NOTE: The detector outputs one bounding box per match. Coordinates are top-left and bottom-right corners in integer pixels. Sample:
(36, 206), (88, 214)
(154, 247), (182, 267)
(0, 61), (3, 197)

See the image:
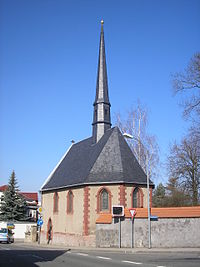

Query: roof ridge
(41, 142), (75, 190)
(84, 127), (116, 183)
(114, 127), (124, 175)
(73, 136), (93, 146)
(117, 128), (148, 184)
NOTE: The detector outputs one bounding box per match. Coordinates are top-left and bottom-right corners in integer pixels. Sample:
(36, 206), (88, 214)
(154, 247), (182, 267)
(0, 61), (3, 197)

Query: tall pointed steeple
(92, 20), (111, 143)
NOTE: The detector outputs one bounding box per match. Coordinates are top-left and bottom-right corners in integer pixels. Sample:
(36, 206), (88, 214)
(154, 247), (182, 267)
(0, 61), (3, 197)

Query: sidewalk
(13, 240), (200, 253)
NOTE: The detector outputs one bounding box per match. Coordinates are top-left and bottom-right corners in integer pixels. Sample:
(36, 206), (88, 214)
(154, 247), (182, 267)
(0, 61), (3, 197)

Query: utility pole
(123, 132), (151, 249)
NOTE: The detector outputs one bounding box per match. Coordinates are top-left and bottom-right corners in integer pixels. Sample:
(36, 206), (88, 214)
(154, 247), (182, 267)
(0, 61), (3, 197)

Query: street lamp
(123, 132), (151, 249)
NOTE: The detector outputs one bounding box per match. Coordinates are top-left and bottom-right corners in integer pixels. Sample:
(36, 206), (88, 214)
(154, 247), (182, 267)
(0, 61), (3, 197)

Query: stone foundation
(40, 231), (96, 247)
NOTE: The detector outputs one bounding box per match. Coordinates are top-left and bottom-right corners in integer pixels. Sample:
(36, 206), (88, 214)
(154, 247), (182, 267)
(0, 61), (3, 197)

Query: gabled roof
(0, 185), (8, 192)
(0, 185), (38, 202)
(42, 127), (153, 192)
(20, 192), (38, 202)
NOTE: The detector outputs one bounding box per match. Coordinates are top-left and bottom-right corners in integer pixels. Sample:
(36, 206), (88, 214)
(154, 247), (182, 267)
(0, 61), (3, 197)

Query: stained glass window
(100, 189), (109, 211)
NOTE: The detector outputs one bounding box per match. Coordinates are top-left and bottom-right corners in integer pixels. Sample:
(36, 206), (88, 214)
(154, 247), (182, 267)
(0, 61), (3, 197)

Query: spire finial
(101, 19), (104, 31)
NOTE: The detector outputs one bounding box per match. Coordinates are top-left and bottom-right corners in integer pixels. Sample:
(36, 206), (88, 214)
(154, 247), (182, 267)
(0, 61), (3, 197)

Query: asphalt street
(0, 243), (200, 267)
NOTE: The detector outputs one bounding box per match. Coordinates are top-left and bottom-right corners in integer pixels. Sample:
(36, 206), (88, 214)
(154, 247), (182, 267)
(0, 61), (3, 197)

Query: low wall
(40, 231), (96, 247)
(96, 217), (200, 248)
(0, 221), (37, 239)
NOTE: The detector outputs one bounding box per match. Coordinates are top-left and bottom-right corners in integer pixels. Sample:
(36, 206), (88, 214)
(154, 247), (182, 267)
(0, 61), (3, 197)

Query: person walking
(47, 225), (52, 244)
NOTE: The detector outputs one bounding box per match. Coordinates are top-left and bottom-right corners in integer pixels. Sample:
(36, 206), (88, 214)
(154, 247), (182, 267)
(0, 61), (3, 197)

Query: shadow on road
(0, 248), (70, 267)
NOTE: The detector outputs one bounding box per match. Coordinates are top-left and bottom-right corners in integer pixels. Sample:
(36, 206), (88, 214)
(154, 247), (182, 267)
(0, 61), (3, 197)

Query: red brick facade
(118, 184), (127, 207)
(83, 186), (90, 236)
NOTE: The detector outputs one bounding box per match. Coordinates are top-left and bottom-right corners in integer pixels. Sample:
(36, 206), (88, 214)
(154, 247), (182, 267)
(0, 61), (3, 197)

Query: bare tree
(190, 123), (200, 143)
(165, 177), (191, 207)
(153, 179), (191, 208)
(115, 102), (159, 180)
(167, 130), (200, 205)
(173, 52), (200, 117)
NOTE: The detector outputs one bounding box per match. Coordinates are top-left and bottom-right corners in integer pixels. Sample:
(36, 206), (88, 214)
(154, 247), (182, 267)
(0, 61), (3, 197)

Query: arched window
(132, 187), (143, 208)
(53, 192), (59, 213)
(67, 190), (74, 214)
(96, 187), (112, 213)
(100, 189), (109, 211)
(132, 188), (139, 208)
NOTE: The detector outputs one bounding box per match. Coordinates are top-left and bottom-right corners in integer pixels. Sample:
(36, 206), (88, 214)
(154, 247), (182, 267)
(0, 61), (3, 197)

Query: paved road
(0, 243), (200, 267)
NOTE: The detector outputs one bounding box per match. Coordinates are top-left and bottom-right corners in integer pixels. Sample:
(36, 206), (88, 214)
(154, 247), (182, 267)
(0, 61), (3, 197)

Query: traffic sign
(7, 222), (15, 229)
(129, 208), (136, 219)
(150, 215), (158, 221)
(38, 207), (43, 213)
(112, 205), (124, 217)
(37, 219), (43, 226)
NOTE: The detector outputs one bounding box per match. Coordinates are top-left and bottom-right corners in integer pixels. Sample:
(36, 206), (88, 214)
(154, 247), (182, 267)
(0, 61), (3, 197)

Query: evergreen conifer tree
(152, 183), (167, 207)
(0, 171), (27, 221)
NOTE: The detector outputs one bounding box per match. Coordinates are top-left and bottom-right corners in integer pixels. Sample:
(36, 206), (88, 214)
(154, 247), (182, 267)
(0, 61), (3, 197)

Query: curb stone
(12, 241), (200, 253)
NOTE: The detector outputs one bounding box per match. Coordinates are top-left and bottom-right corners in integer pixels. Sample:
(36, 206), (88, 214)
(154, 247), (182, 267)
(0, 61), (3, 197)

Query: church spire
(92, 20), (111, 143)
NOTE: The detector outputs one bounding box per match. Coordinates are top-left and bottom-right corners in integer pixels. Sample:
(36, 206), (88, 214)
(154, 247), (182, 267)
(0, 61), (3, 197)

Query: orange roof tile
(0, 185), (38, 202)
(124, 208), (132, 218)
(151, 206), (200, 218)
(96, 214), (112, 224)
(126, 207), (200, 218)
(20, 192), (38, 202)
(134, 208), (148, 218)
(96, 206), (200, 224)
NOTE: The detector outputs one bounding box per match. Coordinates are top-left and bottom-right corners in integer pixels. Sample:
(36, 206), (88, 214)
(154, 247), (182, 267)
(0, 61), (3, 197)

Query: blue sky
(0, 0), (199, 192)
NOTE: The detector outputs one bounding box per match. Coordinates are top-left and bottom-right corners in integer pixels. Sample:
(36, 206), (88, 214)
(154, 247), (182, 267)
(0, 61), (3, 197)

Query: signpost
(129, 208), (136, 248)
(37, 207), (43, 245)
(7, 222), (15, 229)
(150, 215), (158, 221)
(38, 207), (43, 214)
(37, 219), (43, 227)
(37, 219), (43, 244)
(112, 205), (124, 248)
(129, 209), (136, 219)
(112, 205), (124, 217)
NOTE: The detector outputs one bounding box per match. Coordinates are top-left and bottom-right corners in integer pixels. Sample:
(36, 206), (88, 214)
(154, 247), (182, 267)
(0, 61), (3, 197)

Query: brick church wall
(41, 188), (84, 244)
(41, 184), (149, 246)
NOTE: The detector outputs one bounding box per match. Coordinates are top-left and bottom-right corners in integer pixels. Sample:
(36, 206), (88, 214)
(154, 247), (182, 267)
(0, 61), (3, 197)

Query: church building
(40, 21), (154, 246)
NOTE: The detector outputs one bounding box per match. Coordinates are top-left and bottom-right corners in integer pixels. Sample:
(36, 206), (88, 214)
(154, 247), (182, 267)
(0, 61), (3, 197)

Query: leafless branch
(114, 102), (159, 181)
(172, 52), (200, 118)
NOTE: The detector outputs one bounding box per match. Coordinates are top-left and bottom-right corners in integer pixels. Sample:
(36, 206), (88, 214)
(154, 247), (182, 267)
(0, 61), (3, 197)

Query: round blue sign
(37, 219), (43, 226)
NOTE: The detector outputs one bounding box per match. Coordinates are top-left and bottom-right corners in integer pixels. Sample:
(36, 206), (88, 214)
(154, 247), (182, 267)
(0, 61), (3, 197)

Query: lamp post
(123, 132), (151, 249)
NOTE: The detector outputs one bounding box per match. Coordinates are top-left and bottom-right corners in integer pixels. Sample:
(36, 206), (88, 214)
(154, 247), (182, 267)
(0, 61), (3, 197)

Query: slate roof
(41, 127), (154, 191)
